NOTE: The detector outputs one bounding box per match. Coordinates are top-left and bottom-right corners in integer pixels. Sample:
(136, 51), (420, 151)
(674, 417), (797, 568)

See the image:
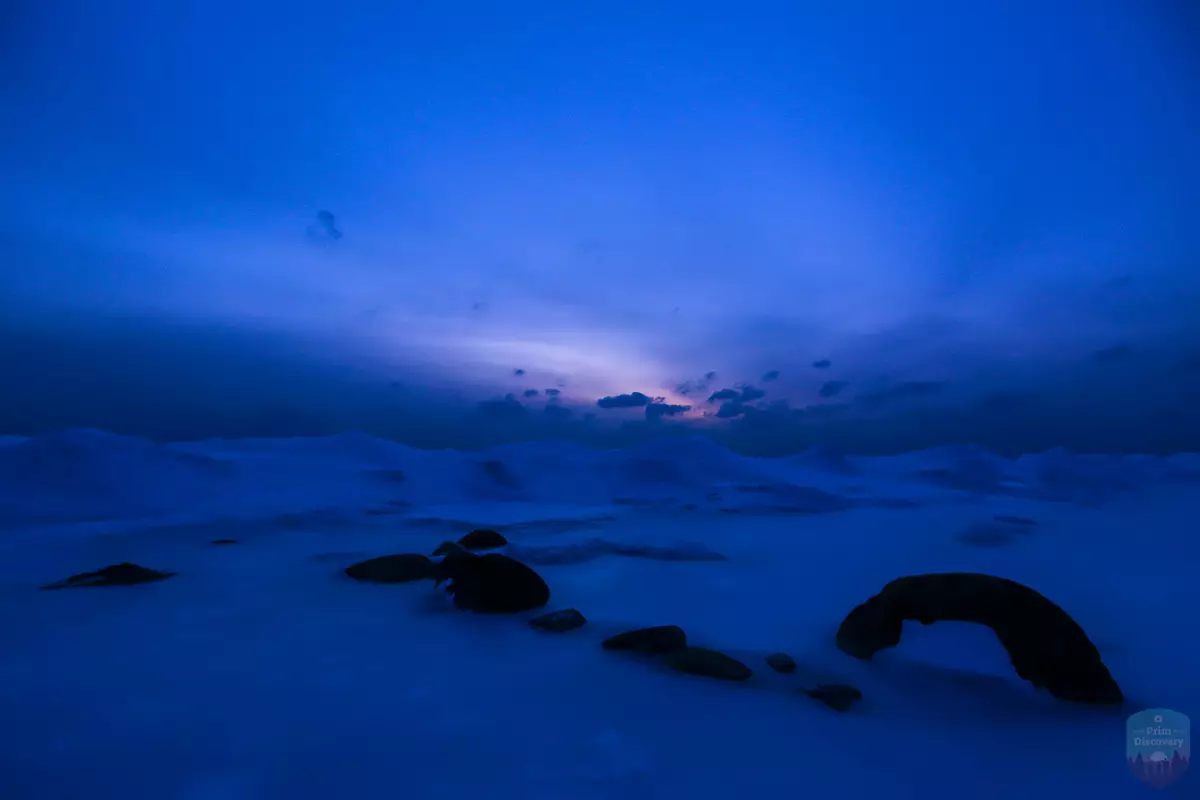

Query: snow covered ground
(0, 429), (1195, 798)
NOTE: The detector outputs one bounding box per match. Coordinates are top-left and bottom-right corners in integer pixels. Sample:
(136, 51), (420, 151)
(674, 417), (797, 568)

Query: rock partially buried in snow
(455, 529), (508, 551)
(530, 608), (587, 632)
(601, 625), (688, 654)
(665, 647), (753, 681)
(344, 554), (438, 583)
(766, 652), (797, 674)
(803, 684), (862, 711)
(41, 562), (176, 589)
(836, 573), (1123, 705)
(434, 542), (550, 613)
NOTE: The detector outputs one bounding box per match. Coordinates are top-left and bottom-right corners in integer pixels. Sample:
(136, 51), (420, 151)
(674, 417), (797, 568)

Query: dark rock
(42, 562), (176, 589)
(766, 652), (797, 674)
(803, 684), (862, 711)
(435, 547), (549, 613)
(344, 554), (438, 583)
(665, 647), (753, 681)
(457, 529), (508, 551)
(530, 608), (587, 632)
(836, 573), (1123, 705)
(211, 539), (238, 545)
(432, 540), (474, 558)
(602, 625), (688, 654)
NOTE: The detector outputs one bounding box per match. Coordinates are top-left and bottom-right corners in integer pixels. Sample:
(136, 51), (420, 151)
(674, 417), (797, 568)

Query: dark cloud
(715, 401), (750, 418)
(739, 385), (766, 402)
(812, 359), (832, 369)
(707, 388), (740, 403)
(513, 368), (526, 376)
(477, 393), (527, 419)
(819, 380), (849, 398)
(709, 385), (766, 404)
(596, 391), (652, 409)
(544, 388), (561, 396)
(676, 371), (718, 397)
(855, 380), (946, 407)
(645, 402), (691, 421)
(522, 389), (539, 398)
(761, 369), (780, 382)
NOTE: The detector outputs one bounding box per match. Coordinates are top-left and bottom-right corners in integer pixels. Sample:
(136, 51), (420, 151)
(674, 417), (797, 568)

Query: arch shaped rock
(835, 573), (1123, 705)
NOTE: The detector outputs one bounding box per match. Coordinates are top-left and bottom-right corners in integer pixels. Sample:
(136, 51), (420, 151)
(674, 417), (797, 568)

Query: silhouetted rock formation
(530, 608), (587, 632)
(602, 625), (688, 654)
(433, 542), (549, 613)
(665, 647), (753, 681)
(41, 562), (176, 589)
(456, 529), (508, 551)
(836, 573), (1123, 704)
(766, 653), (797, 674)
(344, 554), (437, 583)
(803, 684), (862, 711)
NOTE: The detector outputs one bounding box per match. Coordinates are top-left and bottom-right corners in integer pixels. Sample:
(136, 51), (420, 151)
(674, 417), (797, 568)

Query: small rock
(602, 625), (688, 654)
(766, 652), (797, 674)
(42, 562), (176, 589)
(344, 554), (438, 583)
(211, 539), (238, 545)
(666, 647), (753, 681)
(457, 529), (508, 551)
(530, 608), (587, 632)
(802, 684), (862, 711)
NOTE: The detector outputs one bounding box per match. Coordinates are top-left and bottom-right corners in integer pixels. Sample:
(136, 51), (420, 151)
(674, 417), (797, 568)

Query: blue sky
(2, 0), (1198, 453)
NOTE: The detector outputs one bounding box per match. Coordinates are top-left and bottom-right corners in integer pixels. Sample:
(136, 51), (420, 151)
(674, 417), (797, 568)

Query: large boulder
(456, 529), (508, 551)
(836, 573), (1123, 705)
(433, 542), (549, 613)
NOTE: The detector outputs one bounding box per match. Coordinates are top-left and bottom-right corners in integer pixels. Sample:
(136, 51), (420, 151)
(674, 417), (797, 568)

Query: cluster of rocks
(37, 525), (1125, 709)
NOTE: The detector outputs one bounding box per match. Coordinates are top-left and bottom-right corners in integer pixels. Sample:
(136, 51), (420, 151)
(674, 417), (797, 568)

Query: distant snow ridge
(0, 429), (233, 524)
(0, 429), (1195, 526)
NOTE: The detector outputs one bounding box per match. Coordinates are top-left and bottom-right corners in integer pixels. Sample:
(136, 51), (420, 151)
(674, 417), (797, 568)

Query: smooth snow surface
(1, 430), (1196, 798)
